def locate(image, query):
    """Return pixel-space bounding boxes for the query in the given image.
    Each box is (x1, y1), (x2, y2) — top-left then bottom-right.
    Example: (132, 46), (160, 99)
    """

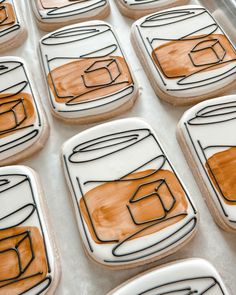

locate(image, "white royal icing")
(39, 21), (138, 120)
(0, 165), (57, 295)
(0, 56), (46, 163)
(0, 0), (24, 44)
(178, 95), (236, 229)
(110, 259), (229, 294)
(32, 0), (109, 24)
(131, 5), (236, 99)
(62, 118), (198, 266)
(117, 0), (185, 12)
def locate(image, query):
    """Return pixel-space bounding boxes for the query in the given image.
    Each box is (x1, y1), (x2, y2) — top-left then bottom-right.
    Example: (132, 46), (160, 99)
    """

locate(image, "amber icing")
(206, 147), (236, 205)
(0, 226), (47, 295)
(80, 169), (188, 244)
(47, 56), (132, 104)
(38, 0), (83, 10)
(0, 3), (16, 30)
(152, 34), (236, 78)
(0, 93), (36, 139)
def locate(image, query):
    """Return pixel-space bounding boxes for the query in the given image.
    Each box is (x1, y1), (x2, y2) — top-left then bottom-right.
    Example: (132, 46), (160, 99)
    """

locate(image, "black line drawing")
(122, 0), (167, 7)
(138, 276), (225, 295)
(40, 23), (135, 114)
(63, 126), (197, 263)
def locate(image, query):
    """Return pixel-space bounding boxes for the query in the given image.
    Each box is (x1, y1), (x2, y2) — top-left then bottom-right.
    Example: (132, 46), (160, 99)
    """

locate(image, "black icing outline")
(122, 0), (169, 7)
(138, 276), (225, 295)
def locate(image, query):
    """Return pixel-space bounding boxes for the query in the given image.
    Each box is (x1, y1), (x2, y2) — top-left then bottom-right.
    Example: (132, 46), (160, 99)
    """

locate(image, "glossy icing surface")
(0, 57), (45, 162)
(0, 0), (22, 44)
(132, 5), (236, 98)
(110, 259), (229, 294)
(0, 165), (56, 295)
(33, 0), (109, 23)
(62, 118), (197, 266)
(39, 21), (137, 119)
(118, 0), (185, 11)
(179, 95), (236, 229)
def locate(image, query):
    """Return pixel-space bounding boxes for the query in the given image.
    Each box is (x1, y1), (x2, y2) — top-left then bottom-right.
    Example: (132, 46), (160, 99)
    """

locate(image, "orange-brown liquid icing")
(152, 34), (236, 78)
(0, 3), (16, 31)
(0, 226), (48, 295)
(47, 56), (132, 104)
(80, 169), (188, 244)
(0, 93), (35, 139)
(206, 147), (236, 205)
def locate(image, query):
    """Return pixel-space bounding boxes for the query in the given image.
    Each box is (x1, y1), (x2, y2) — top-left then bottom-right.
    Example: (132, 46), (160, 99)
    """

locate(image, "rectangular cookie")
(108, 259), (229, 294)
(39, 21), (138, 124)
(0, 0), (27, 52)
(115, 0), (189, 20)
(31, 0), (110, 31)
(131, 5), (236, 106)
(177, 95), (236, 232)
(0, 165), (60, 295)
(62, 118), (198, 268)
(0, 57), (49, 166)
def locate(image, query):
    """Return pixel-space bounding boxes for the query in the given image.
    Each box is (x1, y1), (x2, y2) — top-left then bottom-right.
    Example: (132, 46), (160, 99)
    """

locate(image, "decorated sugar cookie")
(0, 0), (27, 52)
(62, 118), (198, 268)
(108, 259), (229, 294)
(177, 95), (236, 232)
(39, 21), (138, 124)
(0, 165), (60, 294)
(131, 5), (236, 106)
(115, 0), (189, 20)
(0, 57), (49, 166)
(31, 0), (110, 31)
